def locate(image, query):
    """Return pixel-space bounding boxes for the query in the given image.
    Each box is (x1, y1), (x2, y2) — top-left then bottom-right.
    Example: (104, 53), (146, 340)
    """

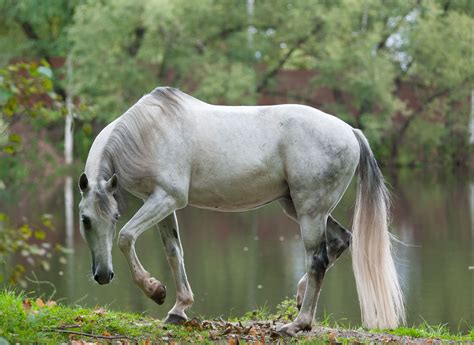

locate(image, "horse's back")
(191, 103), (358, 169)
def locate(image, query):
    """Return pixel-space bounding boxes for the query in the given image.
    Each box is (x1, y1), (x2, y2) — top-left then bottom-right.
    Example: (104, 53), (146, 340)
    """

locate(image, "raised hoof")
(164, 313), (187, 325)
(150, 284), (166, 305)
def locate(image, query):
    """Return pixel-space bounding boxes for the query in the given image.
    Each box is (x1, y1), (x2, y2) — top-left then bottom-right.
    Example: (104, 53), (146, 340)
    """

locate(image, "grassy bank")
(0, 290), (472, 344)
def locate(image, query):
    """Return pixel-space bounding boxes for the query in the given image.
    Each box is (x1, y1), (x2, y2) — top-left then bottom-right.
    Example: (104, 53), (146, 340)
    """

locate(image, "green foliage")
(0, 290), (213, 343)
(239, 298), (304, 323)
(68, 0), (256, 118)
(0, 0), (472, 166)
(0, 61), (64, 155)
(377, 322), (473, 342)
(0, 213), (66, 288)
(0, 292), (471, 343)
(0, 0), (78, 63)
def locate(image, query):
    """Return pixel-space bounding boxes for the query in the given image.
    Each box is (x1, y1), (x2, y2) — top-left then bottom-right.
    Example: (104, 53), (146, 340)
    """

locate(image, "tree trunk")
(64, 52), (74, 165)
(470, 89), (474, 145)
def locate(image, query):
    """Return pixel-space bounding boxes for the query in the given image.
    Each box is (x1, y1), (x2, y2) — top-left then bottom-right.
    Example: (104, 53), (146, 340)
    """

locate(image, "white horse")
(78, 87), (404, 335)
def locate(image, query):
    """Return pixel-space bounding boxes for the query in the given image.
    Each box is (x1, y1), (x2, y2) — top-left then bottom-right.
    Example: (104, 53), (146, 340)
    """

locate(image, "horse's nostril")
(93, 271), (113, 284)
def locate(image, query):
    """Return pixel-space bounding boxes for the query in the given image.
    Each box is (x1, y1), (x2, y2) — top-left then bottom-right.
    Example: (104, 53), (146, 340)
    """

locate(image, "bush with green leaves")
(0, 61), (64, 154)
(0, 212), (67, 288)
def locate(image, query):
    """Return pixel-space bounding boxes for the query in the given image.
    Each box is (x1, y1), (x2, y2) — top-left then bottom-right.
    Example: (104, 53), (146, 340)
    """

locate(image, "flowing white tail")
(352, 129), (405, 329)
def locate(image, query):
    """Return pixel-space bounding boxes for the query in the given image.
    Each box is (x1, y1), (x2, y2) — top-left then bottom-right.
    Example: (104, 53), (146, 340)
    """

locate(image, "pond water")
(1, 168), (472, 330)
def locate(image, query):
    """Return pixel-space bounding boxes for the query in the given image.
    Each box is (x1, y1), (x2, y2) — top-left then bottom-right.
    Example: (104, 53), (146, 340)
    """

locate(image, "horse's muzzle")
(94, 270), (114, 285)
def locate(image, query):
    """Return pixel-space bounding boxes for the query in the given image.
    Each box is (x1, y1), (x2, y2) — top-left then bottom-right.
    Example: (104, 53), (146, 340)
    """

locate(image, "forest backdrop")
(0, 0), (473, 186)
(0, 0), (473, 322)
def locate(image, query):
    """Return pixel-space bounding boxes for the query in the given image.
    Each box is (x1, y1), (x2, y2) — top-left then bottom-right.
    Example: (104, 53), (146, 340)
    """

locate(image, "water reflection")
(64, 176), (74, 249)
(1, 168), (472, 330)
(64, 175), (75, 306)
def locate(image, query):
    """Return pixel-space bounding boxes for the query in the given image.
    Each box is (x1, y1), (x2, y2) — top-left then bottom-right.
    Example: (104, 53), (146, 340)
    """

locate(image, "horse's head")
(78, 172), (120, 285)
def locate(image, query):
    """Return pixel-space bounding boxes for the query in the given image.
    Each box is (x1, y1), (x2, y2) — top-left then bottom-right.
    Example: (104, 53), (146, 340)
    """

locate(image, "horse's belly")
(188, 169), (289, 211)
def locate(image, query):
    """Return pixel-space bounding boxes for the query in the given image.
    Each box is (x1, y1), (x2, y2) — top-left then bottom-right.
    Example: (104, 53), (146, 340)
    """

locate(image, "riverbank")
(0, 291), (471, 344)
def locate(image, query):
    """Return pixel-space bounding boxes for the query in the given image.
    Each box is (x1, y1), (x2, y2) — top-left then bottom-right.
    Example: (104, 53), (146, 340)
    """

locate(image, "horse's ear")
(79, 173), (89, 192)
(105, 174), (118, 193)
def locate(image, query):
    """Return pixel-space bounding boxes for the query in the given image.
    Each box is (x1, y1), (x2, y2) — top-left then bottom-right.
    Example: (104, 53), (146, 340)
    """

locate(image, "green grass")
(0, 290), (472, 343)
(380, 323), (473, 342)
(0, 290), (211, 343)
(236, 300), (473, 343)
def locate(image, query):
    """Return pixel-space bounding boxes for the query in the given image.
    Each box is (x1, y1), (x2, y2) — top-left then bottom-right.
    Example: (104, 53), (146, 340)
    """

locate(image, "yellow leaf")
(328, 331), (337, 342)
(36, 298), (45, 308)
(94, 307), (106, 315)
(8, 133), (21, 143)
(22, 299), (32, 311)
(46, 300), (57, 307)
(227, 335), (239, 345)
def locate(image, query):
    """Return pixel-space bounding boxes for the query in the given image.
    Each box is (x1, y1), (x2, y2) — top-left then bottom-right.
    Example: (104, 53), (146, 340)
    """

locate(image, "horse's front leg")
(156, 213), (194, 324)
(118, 188), (179, 305)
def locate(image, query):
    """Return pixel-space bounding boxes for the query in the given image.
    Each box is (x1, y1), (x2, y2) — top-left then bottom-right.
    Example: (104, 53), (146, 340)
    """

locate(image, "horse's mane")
(96, 87), (188, 214)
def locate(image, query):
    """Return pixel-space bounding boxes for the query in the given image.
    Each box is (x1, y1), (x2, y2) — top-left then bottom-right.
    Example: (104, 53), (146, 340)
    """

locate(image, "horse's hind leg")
(325, 216), (352, 266)
(293, 217), (351, 309)
(278, 206), (352, 335)
(279, 213), (328, 335)
(279, 200), (352, 311)
(279, 199), (308, 310)
(156, 213), (194, 324)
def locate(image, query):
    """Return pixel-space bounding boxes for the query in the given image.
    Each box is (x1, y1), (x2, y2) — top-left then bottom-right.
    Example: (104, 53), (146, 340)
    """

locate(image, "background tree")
(0, 0), (472, 166)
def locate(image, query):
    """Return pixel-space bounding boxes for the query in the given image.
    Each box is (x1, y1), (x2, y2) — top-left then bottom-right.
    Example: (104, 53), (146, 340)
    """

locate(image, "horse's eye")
(81, 215), (92, 230)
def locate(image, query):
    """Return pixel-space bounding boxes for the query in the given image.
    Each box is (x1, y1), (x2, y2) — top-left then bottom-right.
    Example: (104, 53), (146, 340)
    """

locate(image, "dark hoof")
(164, 313), (187, 325)
(296, 303), (302, 311)
(276, 328), (296, 338)
(150, 284), (166, 305)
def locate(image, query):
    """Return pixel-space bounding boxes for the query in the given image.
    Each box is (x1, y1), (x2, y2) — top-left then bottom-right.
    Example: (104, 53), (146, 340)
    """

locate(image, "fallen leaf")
(248, 327), (258, 337)
(36, 298), (45, 308)
(209, 330), (220, 340)
(184, 318), (203, 330)
(328, 331), (337, 342)
(46, 300), (57, 307)
(227, 335), (240, 345)
(93, 307), (106, 316)
(22, 299), (32, 311)
(102, 331), (111, 337)
(74, 315), (84, 323)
